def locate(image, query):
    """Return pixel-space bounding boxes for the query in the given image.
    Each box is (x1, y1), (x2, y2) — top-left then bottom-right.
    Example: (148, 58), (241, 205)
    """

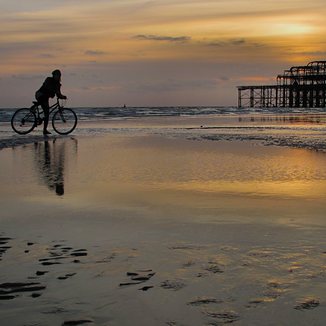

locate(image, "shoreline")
(1, 111), (326, 152)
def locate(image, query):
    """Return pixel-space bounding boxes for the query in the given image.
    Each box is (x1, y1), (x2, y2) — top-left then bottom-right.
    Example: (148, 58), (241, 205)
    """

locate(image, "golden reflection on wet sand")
(0, 132), (325, 325)
(43, 135), (324, 225)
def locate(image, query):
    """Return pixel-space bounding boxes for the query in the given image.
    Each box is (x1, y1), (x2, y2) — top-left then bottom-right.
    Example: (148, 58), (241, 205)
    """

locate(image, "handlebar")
(57, 97), (68, 108)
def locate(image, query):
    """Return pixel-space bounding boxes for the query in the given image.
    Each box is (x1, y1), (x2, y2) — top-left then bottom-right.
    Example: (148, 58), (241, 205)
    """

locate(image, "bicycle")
(11, 97), (78, 135)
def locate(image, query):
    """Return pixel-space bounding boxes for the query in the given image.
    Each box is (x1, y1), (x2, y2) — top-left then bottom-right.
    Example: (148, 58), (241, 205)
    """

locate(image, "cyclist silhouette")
(35, 69), (67, 135)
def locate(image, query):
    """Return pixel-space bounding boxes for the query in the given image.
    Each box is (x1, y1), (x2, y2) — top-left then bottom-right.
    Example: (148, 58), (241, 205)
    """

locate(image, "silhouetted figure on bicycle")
(35, 69), (67, 135)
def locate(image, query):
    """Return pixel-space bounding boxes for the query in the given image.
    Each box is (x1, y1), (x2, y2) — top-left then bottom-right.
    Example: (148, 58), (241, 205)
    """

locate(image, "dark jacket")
(37, 77), (62, 99)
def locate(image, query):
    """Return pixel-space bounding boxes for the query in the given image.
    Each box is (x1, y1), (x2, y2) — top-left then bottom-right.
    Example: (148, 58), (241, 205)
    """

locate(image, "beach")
(0, 113), (326, 325)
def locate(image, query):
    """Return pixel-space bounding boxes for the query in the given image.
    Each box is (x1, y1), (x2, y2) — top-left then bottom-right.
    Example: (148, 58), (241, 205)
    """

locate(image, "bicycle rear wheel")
(52, 108), (77, 135)
(11, 108), (36, 134)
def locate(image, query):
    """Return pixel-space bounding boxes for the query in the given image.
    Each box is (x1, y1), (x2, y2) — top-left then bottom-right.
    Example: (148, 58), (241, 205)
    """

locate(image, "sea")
(1, 105), (326, 122)
(1, 105), (326, 151)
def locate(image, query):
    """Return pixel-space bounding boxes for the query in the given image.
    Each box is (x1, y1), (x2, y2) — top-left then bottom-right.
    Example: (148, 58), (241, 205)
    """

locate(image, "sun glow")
(269, 23), (314, 36)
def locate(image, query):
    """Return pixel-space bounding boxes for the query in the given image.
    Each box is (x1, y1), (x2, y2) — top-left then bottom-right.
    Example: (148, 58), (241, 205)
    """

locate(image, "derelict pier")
(237, 61), (326, 108)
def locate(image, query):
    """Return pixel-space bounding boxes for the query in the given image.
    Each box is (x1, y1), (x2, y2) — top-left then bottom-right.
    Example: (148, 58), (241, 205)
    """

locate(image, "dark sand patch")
(160, 280), (186, 291)
(120, 270), (155, 287)
(62, 320), (94, 326)
(187, 297), (223, 306)
(294, 297), (320, 310)
(0, 282), (46, 299)
(203, 310), (240, 324)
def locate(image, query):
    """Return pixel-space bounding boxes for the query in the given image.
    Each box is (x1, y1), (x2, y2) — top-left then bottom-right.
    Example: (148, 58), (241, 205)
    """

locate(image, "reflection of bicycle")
(11, 98), (77, 135)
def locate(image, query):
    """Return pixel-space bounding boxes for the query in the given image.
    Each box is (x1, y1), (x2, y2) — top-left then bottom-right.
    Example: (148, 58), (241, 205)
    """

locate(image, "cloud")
(293, 51), (326, 56)
(218, 76), (230, 81)
(39, 53), (55, 58)
(85, 50), (107, 56)
(133, 34), (191, 43)
(203, 38), (266, 49)
(206, 38), (246, 47)
(10, 74), (44, 80)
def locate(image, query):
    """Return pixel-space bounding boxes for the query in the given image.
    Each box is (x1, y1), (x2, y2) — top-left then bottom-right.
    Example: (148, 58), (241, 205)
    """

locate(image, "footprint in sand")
(70, 249), (88, 257)
(0, 236), (48, 301)
(0, 236), (12, 261)
(205, 264), (224, 274)
(95, 253), (117, 264)
(61, 319), (94, 325)
(35, 244), (91, 288)
(188, 296), (237, 326)
(0, 282), (46, 300)
(160, 280), (186, 291)
(0, 236), (12, 245)
(203, 310), (240, 324)
(36, 270), (49, 276)
(247, 279), (291, 308)
(187, 297), (223, 306)
(0, 237), (90, 302)
(119, 270), (155, 288)
(139, 286), (154, 291)
(38, 244), (88, 266)
(57, 273), (76, 280)
(294, 297), (320, 310)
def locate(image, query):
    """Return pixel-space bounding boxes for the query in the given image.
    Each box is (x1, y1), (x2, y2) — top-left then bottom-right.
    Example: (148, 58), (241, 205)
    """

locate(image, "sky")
(1, 0), (326, 107)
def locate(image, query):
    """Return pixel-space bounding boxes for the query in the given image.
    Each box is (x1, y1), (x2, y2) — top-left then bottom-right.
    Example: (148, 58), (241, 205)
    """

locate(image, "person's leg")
(39, 98), (50, 134)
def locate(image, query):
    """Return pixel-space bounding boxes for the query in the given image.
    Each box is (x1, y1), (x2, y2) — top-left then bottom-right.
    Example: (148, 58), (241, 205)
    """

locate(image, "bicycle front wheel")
(11, 108), (36, 134)
(52, 108), (77, 135)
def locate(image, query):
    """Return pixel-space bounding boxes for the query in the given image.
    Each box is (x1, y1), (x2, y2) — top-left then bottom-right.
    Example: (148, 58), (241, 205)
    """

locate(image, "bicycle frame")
(32, 98), (66, 120)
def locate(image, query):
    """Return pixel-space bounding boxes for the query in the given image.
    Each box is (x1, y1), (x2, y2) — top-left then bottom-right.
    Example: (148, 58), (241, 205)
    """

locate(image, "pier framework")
(237, 61), (326, 108)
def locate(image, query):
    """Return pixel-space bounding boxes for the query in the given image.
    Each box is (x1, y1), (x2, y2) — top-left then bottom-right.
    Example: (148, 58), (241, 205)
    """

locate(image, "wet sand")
(0, 124), (326, 325)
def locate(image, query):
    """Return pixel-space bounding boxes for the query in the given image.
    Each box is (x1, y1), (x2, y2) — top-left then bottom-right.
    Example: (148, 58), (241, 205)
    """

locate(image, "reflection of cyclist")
(34, 138), (78, 196)
(35, 140), (65, 196)
(35, 70), (67, 135)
